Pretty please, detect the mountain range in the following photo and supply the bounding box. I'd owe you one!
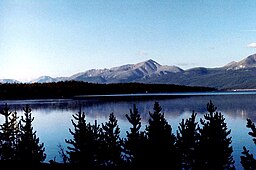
[4,53,256,90]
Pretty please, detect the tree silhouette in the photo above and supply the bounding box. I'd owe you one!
[196,100,235,170]
[0,81,216,100]
[65,108,101,168]
[0,103,19,160]
[176,111,199,169]
[145,101,178,169]
[8,109,20,156]
[98,112,123,168]
[16,104,46,163]
[124,104,147,168]
[65,108,87,165]
[240,118,256,169]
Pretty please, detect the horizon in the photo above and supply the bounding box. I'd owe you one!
[1,1,256,82]
[5,53,256,83]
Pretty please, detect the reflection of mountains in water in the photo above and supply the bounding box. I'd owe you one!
[1,94,256,122]
[0,99,79,112]
[81,94,256,122]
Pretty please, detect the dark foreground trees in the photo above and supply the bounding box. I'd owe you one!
[144,101,178,169]
[65,107,101,169]
[16,105,46,162]
[0,100,249,170]
[123,104,147,168]
[0,104,46,169]
[64,100,235,170]
[65,110,123,169]
[241,118,256,169]
[176,101,235,170]
[99,112,123,168]
[0,103,17,160]
[176,111,199,169]
[196,100,235,169]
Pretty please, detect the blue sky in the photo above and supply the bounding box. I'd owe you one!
[1,0,256,81]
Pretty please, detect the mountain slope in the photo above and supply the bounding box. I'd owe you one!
[68,59,183,83]
[141,67,256,89]
[27,53,256,90]
[0,79,21,84]
[224,53,256,70]
[30,76,56,83]
[140,53,256,89]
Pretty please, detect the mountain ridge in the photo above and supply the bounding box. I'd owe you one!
[3,54,256,90]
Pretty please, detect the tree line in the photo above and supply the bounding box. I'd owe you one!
[0,101,255,170]
[0,81,215,99]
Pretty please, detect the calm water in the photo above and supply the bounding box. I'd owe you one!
[0,92,256,169]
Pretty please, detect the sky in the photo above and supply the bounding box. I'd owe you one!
[1,0,256,82]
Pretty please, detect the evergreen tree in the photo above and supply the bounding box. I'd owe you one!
[88,120,101,167]
[65,108,87,165]
[196,100,235,170]
[98,112,123,168]
[8,109,20,160]
[0,103,18,160]
[65,108,101,168]
[145,101,178,169]
[16,104,46,163]
[240,118,256,169]
[124,104,147,168]
[176,111,199,170]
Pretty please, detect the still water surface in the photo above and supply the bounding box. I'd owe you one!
[0,92,256,169]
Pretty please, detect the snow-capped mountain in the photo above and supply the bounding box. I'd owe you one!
[223,53,256,70]
[30,76,56,83]
[29,76,69,83]
[140,53,256,89]
[0,79,21,84]
[20,53,256,89]
[67,59,183,83]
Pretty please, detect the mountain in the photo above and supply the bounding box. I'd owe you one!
[27,53,256,90]
[30,76,56,83]
[0,79,21,84]
[140,54,256,89]
[67,59,183,83]
[223,53,256,70]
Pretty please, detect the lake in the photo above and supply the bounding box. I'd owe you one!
[0,91,255,169]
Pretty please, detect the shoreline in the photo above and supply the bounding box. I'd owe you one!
[73,90,256,100]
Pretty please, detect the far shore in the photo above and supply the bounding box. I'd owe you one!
[73,90,256,100]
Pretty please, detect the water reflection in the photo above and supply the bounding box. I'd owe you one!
[1,94,256,121]
[0,93,256,169]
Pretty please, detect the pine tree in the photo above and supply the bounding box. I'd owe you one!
[240,118,256,169]
[66,108,87,164]
[196,100,235,170]
[98,112,123,168]
[145,101,178,169]
[16,104,46,163]
[0,103,17,160]
[176,111,199,169]
[65,108,101,168]
[88,120,101,167]
[124,104,147,168]
[8,109,20,159]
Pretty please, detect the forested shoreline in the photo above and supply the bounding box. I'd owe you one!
[0,81,216,100]
[0,101,255,170]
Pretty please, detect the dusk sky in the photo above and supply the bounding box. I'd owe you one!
[1,0,256,81]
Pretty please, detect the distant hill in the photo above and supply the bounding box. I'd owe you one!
[5,53,256,90]
[0,79,21,84]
